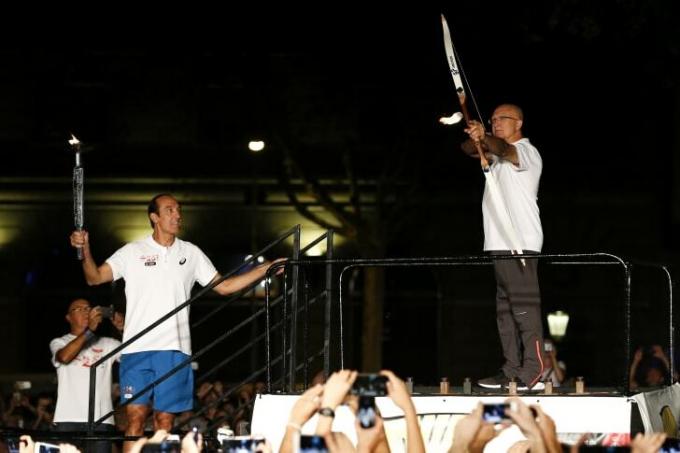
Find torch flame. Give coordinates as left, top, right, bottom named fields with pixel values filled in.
left=68, top=134, right=80, bottom=146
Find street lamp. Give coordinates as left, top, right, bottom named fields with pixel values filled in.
left=248, top=140, right=265, bottom=152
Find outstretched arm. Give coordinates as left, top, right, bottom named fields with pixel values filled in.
left=381, top=370, right=425, bottom=453
left=69, top=230, right=113, bottom=286
left=212, top=258, right=286, bottom=296
left=461, top=120, right=518, bottom=164
left=279, top=384, right=323, bottom=453
left=629, top=347, right=643, bottom=391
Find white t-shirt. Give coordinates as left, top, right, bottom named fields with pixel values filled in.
left=482, top=137, right=543, bottom=252
left=106, top=235, right=217, bottom=355
left=50, top=334, right=121, bottom=424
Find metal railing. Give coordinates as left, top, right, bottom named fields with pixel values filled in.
left=86, top=224, right=336, bottom=433
left=272, top=252, right=673, bottom=394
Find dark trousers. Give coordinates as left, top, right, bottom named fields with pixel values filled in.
left=492, top=251, right=544, bottom=385
left=54, top=422, right=115, bottom=453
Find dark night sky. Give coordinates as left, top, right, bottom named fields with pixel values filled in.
left=3, top=3, right=678, bottom=180
left=1, top=3, right=678, bottom=264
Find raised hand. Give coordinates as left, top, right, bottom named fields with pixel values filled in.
left=88, top=306, right=103, bottom=332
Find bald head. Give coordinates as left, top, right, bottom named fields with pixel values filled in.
left=496, top=104, right=524, bottom=121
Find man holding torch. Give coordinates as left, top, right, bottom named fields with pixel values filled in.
left=70, top=193, right=282, bottom=452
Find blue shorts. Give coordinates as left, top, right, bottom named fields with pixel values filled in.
left=119, top=350, right=194, bottom=413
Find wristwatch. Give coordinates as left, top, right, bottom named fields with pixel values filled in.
left=318, top=407, right=335, bottom=418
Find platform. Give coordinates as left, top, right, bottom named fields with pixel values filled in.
left=252, top=389, right=642, bottom=452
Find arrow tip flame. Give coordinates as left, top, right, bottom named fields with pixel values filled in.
left=439, top=112, right=464, bottom=125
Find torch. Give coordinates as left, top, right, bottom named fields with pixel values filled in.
left=69, top=134, right=84, bottom=260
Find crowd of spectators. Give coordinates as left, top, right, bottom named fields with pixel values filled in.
left=3, top=369, right=673, bottom=452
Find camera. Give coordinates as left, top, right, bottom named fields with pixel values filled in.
left=299, top=435, right=328, bottom=453
left=222, top=436, right=266, bottom=453
left=140, top=439, right=181, bottom=453
left=99, top=305, right=115, bottom=319
left=357, top=395, right=378, bottom=429
left=351, top=373, right=388, bottom=397
left=6, top=437, right=19, bottom=453
left=141, top=435, right=181, bottom=453
left=660, top=437, right=680, bottom=453
left=35, top=443, right=61, bottom=453
left=482, top=402, right=514, bottom=424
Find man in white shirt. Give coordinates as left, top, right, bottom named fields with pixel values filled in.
left=461, top=104, right=545, bottom=391
left=51, top=298, right=124, bottom=453
left=69, top=193, right=283, bottom=452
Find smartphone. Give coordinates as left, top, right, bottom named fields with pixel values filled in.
left=222, top=436, right=266, bottom=453
left=357, top=395, right=377, bottom=429
left=660, top=437, right=680, bottom=453
left=35, top=442, right=61, bottom=453
left=6, top=438, right=20, bottom=453
left=351, top=374, right=388, bottom=396
left=544, top=341, right=553, bottom=352
left=140, top=440, right=181, bottom=453
left=99, top=305, right=114, bottom=319
left=299, top=435, right=328, bottom=453
left=482, top=403, right=513, bottom=424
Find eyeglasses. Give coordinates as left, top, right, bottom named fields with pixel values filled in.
left=488, top=115, right=520, bottom=125
left=69, top=306, right=91, bottom=313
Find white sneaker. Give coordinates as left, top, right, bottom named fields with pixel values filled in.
left=517, top=381, right=545, bottom=391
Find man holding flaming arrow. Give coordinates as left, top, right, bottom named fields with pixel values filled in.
left=440, top=14, right=545, bottom=391
left=461, top=105, right=545, bottom=392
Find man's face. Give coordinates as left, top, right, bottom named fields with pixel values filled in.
left=151, top=196, right=182, bottom=236
left=490, top=106, right=523, bottom=141
left=66, top=299, right=91, bottom=333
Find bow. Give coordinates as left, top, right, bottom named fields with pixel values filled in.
left=440, top=14, right=526, bottom=265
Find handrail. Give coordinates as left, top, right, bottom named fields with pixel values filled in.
left=277, top=252, right=651, bottom=393
left=626, top=261, right=675, bottom=381
left=263, top=229, right=333, bottom=392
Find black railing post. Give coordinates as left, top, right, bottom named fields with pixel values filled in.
left=662, top=266, right=675, bottom=382
left=87, top=365, right=96, bottom=435
left=324, top=230, right=334, bottom=377
left=302, top=273, right=310, bottom=388
left=288, top=225, right=301, bottom=391
left=623, top=261, right=632, bottom=393
left=265, top=269, right=273, bottom=392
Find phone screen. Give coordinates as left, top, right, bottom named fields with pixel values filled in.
left=222, top=437, right=266, bottom=453
left=351, top=374, right=388, bottom=396
left=660, top=438, right=680, bottom=453
left=299, top=435, right=328, bottom=453
left=35, top=443, right=61, bottom=453
left=6, top=438, right=20, bottom=453
left=482, top=403, right=511, bottom=423
left=140, top=441, right=181, bottom=453
left=357, top=395, right=377, bottom=429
